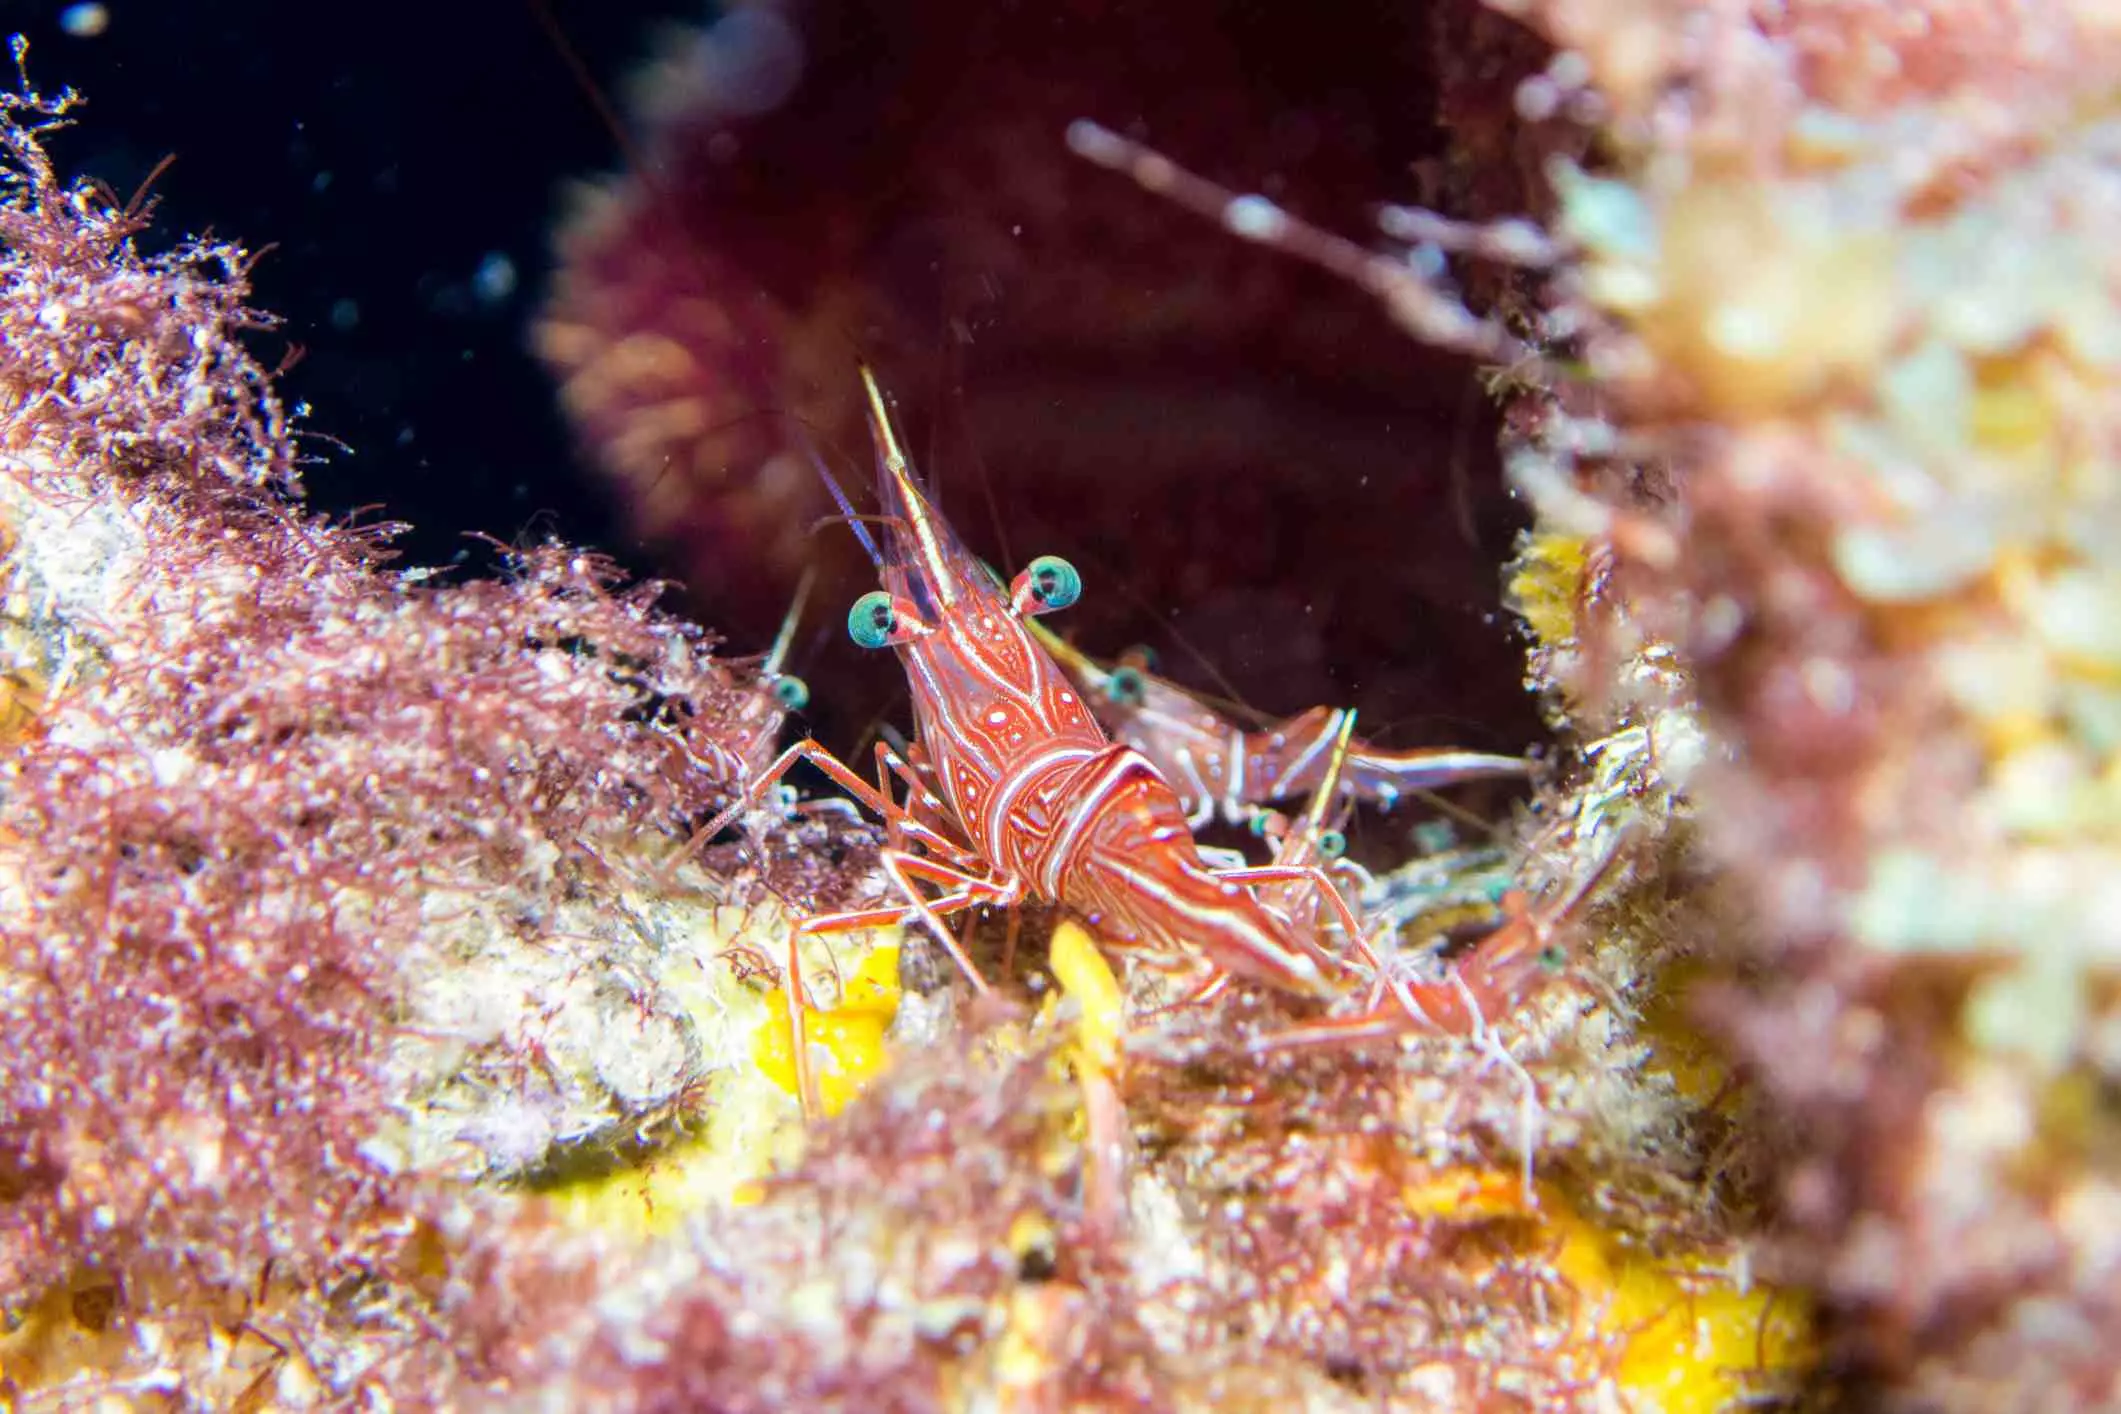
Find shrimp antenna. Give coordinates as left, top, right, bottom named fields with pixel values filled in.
left=764, top=565, right=818, bottom=677
left=789, top=416, right=883, bottom=571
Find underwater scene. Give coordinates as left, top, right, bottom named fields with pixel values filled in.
left=1, top=0, right=2117, bottom=1409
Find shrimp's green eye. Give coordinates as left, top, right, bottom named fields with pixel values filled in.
left=849, top=591, right=900, bottom=649
left=1026, top=556, right=1081, bottom=609
left=1107, top=666, right=1146, bottom=706
left=1009, top=554, right=1081, bottom=617
left=773, top=675, right=810, bottom=710
left=1318, top=829, right=1347, bottom=859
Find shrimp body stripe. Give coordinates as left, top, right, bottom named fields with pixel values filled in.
left=1175, top=749, right=1216, bottom=830
left=901, top=630, right=1042, bottom=769
left=1036, top=743, right=1166, bottom=899
left=903, top=638, right=1101, bottom=846
left=1134, top=701, right=1222, bottom=804
left=939, top=609, right=1066, bottom=729
left=984, top=742, right=1103, bottom=876
left=902, top=605, right=1079, bottom=739
left=1221, top=725, right=1249, bottom=824
left=1085, top=845, right=1316, bottom=987
left=1262, top=708, right=1348, bottom=803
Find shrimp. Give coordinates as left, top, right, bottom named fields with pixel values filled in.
left=831, top=368, right=1354, bottom=995
left=1025, top=621, right=1531, bottom=829
left=659, top=566, right=823, bottom=811
left=685, top=369, right=1576, bottom=1116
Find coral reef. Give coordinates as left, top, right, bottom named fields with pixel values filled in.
left=1439, top=1, right=2121, bottom=1407
left=38, top=0, right=2121, bottom=1405
left=0, top=41, right=1836, bottom=1409
left=0, top=70, right=867, bottom=1403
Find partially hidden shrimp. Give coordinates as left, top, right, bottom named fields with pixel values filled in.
left=663, top=566, right=820, bottom=802
left=685, top=369, right=1587, bottom=1118
left=1026, top=620, right=1530, bottom=829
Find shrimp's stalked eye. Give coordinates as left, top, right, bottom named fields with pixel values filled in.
left=1106, top=665, right=1147, bottom=706
left=849, top=591, right=930, bottom=648
left=772, top=675, right=810, bottom=710
left=1010, top=555, right=1082, bottom=617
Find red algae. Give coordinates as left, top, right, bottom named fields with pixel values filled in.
left=0, top=67, right=811, bottom=1404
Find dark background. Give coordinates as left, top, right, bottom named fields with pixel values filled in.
left=3, top=0, right=1548, bottom=795
left=5, top=0, right=685, bottom=572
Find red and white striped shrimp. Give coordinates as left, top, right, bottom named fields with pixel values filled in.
left=688, top=369, right=1577, bottom=1114
left=838, top=368, right=1346, bottom=992
left=1025, top=622, right=1531, bottom=830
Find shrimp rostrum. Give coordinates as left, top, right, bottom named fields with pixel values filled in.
left=689, top=369, right=1570, bottom=1114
